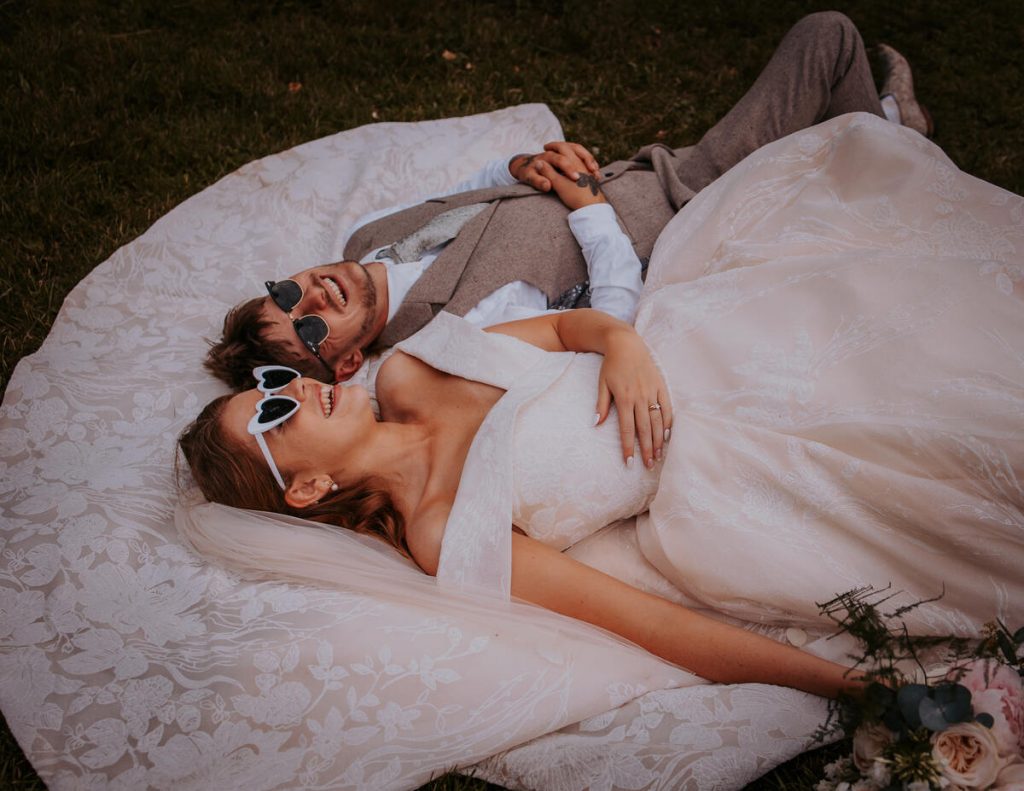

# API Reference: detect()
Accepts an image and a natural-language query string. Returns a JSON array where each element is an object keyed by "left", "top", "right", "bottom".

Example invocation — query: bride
[
  {"left": 180, "top": 116, "right": 1024, "bottom": 697},
  {"left": 174, "top": 112, "right": 1024, "bottom": 787},
  {"left": 179, "top": 303, "right": 863, "bottom": 699}
]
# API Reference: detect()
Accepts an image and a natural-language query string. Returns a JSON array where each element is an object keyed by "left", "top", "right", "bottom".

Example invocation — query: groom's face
[{"left": 260, "top": 260, "right": 385, "bottom": 382}]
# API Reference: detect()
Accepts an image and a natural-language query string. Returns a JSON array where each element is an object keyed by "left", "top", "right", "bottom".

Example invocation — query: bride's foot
[{"left": 877, "top": 43, "right": 935, "bottom": 138}]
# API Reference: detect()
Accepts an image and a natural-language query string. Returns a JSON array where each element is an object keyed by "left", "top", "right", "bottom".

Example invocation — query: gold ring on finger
[{"left": 648, "top": 403, "right": 661, "bottom": 412}]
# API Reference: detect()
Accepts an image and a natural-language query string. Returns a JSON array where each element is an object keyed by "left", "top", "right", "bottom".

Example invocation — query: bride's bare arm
[
  {"left": 511, "top": 532, "right": 863, "bottom": 700},
  {"left": 487, "top": 309, "right": 673, "bottom": 468},
  {"left": 485, "top": 306, "right": 629, "bottom": 354}
]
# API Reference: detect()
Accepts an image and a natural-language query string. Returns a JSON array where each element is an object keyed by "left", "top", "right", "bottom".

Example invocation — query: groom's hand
[
  {"left": 509, "top": 141, "right": 601, "bottom": 193},
  {"left": 532, "top": 159, "right": 607, "bottom": 211}
]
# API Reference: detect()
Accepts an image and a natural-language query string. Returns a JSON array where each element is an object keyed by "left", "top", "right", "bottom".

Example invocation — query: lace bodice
[
  {"left": 512, "top": 352, "right": 660, "bottom": 549},
  {"left": 396, "top": 314, "right": 661, "bottom": 587}
]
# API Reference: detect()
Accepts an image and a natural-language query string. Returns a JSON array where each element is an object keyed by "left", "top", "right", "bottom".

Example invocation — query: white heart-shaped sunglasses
[{"left": 247, "top": 365, "right": 302, "bottom": 490}]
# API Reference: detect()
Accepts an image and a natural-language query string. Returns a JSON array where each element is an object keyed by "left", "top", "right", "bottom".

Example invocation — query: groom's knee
[
  {"left": 793, "top": 10, "right": 856, "bottom": 37},
  {"left": 785, "top": 11, "right": 862, "bottom": 61}
]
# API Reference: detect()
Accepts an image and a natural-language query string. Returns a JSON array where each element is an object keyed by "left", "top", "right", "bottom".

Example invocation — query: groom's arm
[
  {"left": 346, "top": 141, "right": 599, "bottom": 249},
  {"left": 569, "top": 204, "right": 644, "bottom": 323},
  {"left": 531, "top": 158, "right": 645, "bottom": 324}
]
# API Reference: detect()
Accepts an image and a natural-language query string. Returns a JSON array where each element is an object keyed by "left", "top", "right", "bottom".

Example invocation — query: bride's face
[{"left": 222, "top": 376, "right": 374, "bottom": 486}]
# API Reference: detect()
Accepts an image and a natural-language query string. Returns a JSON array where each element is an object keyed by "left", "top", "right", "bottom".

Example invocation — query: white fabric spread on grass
[
  {"left": 0, "top": 105, "right": 835, "bottom": 791},
  {"left": 7, "top": 108, "right": 1021, "bottom": 791}
]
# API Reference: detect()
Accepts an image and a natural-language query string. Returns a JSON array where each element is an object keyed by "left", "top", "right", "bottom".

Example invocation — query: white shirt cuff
[{"left": 567, "top": 203, "right": 643, "bottom": 322}]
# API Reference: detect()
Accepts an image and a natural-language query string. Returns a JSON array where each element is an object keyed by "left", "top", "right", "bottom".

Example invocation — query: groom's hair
[{"left": 204, "top": 297, "right": 322, "bottom": 391}]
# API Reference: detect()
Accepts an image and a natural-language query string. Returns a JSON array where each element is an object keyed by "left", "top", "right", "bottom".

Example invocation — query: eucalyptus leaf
[
  {"left": 1012, "top": 625, "right": 1024, "bottom": 644},
  {"left": 997, "top": 631, "right": 1018, "bottom": 664},
  {"left": 934, "top": 683, "right": 972, "bottom": 717},
  {"left": 919, "top": 683, "right": 972, "bottom": 731},
  {"left": 882, "top": 707, "right": 905, "bottom": 733},
  {"left": 919, "top": 696, "right": 949, "bottom": 731},
  {"left": 975, "top": 712, "right": 995, "bottom": 728},
  {"left": 897, "top": 684, "right": 929, "bottom": 728},
  {"left": 866, "top": 682, "right": 896, "bottom": 707}
]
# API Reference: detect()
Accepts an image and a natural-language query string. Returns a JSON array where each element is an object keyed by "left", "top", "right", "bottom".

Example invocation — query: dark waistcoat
[{"left": 343, "top": 144, "right": 696, "bottom": 346}]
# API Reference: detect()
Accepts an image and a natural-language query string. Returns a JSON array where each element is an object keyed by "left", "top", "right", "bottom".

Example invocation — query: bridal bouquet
[{"left": 814, "top": 589, "right": 1024, "bottom": 791}]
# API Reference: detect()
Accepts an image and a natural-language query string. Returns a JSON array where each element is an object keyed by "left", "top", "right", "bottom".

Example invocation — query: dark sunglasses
[{"left": 265, "top": 279, "right": 332, "bottom": 373}]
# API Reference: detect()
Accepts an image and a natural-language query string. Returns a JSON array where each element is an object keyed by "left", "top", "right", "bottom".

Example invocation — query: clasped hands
[{"left": 508, "top": 141, "right": 606, "bottom": 211}]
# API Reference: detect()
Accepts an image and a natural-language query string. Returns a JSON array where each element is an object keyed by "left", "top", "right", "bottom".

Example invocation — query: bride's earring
[{"left": 316, "top": 481, "right": 340, "bottom": 504}]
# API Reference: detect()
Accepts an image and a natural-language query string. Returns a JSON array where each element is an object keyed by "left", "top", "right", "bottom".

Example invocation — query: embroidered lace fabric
[
  {"left": 400, "top": 116, "right": 1024, "bottom": 635},
  {"left": 1, "top": 108, "right": 1022, "bottom": 791}
]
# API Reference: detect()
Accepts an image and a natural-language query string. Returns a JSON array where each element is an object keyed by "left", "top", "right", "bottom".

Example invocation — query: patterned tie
[
  {"left": 550, "top": 256, "right": 651, "bottom": 310},
  {"left": 378, "top": 203, "right": 490, "bottom": 264}
]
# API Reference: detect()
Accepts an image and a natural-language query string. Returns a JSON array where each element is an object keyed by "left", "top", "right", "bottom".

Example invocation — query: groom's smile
[{"left": 261, "top": 260, "right": 390, "bottom": 381}]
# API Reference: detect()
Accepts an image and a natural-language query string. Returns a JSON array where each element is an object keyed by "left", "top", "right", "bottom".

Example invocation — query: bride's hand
[{"left": 595, "top": 330, "right": 672, "bottom": 469}]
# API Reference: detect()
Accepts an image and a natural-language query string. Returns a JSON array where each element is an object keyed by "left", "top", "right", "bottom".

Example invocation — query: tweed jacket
[{"left": 343, "top": 144, "right": 696, "bottom": 346}]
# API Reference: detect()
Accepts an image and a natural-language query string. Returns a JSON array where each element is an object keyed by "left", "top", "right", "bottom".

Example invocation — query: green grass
[{"left": 1, "top": 0, "right": 1022, "bottom": 788}]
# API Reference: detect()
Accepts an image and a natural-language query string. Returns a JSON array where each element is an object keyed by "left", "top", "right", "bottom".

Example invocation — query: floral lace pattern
[
  {"left": 633, "top": 114, "right": 1024, "bottom": 637},
  {"left": 1, "top": 105, "right": 696, "bottom": 791},
  {"left": 2, "top": 109, "right": 1022, "bottom": 791}
]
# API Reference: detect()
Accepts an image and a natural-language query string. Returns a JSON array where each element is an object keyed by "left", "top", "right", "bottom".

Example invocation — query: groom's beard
[{"left": 356, "top": 263, "right": 380, "bottom": 347}]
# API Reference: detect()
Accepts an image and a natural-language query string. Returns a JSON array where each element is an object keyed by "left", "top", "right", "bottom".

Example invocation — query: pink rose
[
  {"left": 994, "top": 759, "right": 1024, "bottom": 791},
  {"left": 957, "top": 659, "right": 1024, "bottom": 754},
  {"left": 933, "top": 721, "right": 1007, "bottom": 789}
]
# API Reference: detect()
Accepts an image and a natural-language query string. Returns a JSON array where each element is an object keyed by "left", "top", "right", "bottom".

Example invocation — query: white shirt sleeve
[
  {"left": 449, "top": 155, "right": 520, "bottom": 192},
  {"left": 462, "top": 281, "right": 553, "bottom": 327},
  {"left": 567, "top": 203, "right": 643, "bottom": 324}
]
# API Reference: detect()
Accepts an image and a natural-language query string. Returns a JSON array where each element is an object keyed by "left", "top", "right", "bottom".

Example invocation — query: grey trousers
[{"left": 661, "top": 11, "right": 884, "bottom": 209}]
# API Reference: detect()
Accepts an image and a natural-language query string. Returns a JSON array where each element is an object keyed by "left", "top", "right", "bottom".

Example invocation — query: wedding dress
[
  {"left": 167, "top": 112, "right": 1022, "bottom": 790},
  {"left": 397, "top": 112, "right": 1024, "bottom": 638}
]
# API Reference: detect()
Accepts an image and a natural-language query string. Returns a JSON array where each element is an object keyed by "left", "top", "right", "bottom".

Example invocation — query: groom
[{"left": 205, "top": 11, "right": 929, "bottom": 390}]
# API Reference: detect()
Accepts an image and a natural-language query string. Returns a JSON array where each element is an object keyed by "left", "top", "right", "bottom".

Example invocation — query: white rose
[
  {"left": 932, "top": 721, "right": 1007, "bottom": 789},
  {"left": 993, "top": 759, "right": 1024, "bottom": 791},
  {"left": 867, "top": 759, "right": 891, "bottom": 788},
  {"left": 853, "top": 722, "right": 894, "bottom": 772}
]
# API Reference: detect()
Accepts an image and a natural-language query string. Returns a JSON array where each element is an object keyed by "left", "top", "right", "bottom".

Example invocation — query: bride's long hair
[{"left": 177, "top": 394, "right": 409, "bottom": 557}]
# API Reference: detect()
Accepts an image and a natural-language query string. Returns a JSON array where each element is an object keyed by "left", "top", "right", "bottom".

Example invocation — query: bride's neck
[{"left": 340, "top": 421, "right": 434, "bottom": 522}]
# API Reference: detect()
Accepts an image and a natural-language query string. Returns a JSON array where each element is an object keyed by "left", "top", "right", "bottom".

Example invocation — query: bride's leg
[{"left": 676, "top": 11, "right": 885, "bottom": 194}]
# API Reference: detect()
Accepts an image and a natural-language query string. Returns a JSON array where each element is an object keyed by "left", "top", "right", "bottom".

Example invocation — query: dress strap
[
  {"left": 396, "top": 312, "right": 573, "bottom": 599},
  {"left": 395, "top": 311, "right": 548, "bottom": 390}
]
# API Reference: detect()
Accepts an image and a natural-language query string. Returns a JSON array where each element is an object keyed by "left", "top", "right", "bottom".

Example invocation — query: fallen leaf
[
  {"left": 371, "top": 110, "right": 380, "bottom": 120},
  {"left": 464, "top": 62, "right": 474, "bottom": 70},
  {"left": 441, "top": 49, "right": 457, "bottom": 61},
  {"left": 287, "top": 82, "right": 302, "bottom": 93}
]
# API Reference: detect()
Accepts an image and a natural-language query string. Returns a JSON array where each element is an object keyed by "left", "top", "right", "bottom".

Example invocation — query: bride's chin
[{"left": 338, "top": 384, "right": 374, "bottom": 419}]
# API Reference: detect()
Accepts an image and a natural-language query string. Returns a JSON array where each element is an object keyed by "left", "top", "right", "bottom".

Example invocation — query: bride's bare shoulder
[
  {"left": 375, "top": 350, "right": 434, "bottom": 411},
  {"left": 376, "top": 349, "right": 421, "bottom": 387}
]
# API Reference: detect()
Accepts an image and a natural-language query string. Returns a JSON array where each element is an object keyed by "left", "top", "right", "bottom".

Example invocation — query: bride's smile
[{"left": 223, "top": 377, "right": 380, "bottom": 487}]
